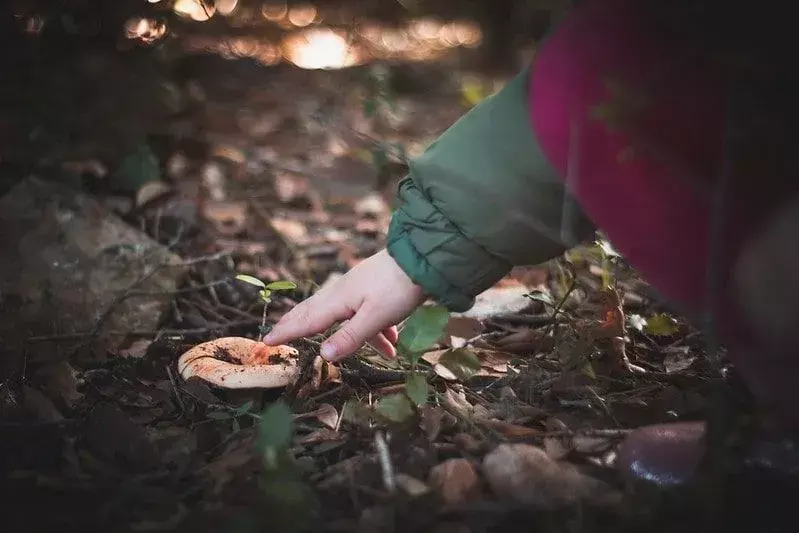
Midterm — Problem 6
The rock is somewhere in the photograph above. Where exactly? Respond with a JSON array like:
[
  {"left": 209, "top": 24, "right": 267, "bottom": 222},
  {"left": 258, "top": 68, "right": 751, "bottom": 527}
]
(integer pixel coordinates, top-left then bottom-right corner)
[
  {"left": 0, "top": 177, "right": 185, "bottom": 362},
  {"left": 428, "top": 458, "right": 481, "bottom": 505},
  {"left": 482, "top": 443, "right": 621, "bottom": 509}
]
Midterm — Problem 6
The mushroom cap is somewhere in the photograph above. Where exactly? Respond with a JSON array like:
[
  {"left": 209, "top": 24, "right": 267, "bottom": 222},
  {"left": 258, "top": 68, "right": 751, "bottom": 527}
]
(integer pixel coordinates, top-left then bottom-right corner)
[{"left": 177, "top": 337, "right": 300, "bottom": 389}]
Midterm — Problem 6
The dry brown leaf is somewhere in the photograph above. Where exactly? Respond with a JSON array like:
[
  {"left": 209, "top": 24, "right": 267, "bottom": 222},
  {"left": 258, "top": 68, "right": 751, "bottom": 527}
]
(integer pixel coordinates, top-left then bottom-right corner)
[
  {"left": 202, "top": 201, "right": 247, "bottom": 236},
  {"left": 135, "top": 180, "right": 171, "bottom": 208},
  {"left": 428, "top": 458, "right": 481, "bottom": 505},
  {"left": 396, "top": 473, "right": 431, "bottom": 497},
  {"left": 422, "top": 348, "right": 511, "bottom": 378},
  {"left": 482, "top": 444, "right": 621, "bottom": 509},
  {"left": 492, "top": 329, "right": 549, "bottom": 355},
  {"left": 458, "top": 285, "right": 534, "bottom": 320},
  {"left": 442, "top": 388, "right": 473, "bottom": 419},
  {"left": 298, "top": 428, "right": 343, "bottom": 445},
  {"left": 443, "top": 316, "right": 485, "bottom": 348},
  {"left": 312, "top": 356, "right": 341, "bottom": 389},
  {"left": 274, "top": 171, "right": 310, "bottom": 203},
  {"left": 270, "top": 217, "right": 310, "bottom": 246},
  {"left": 118, "top": 338, "right": 153, "bottom": 359},
  {"left": 572, "top": 436, "right": 613, "bottom": 455},
  {"left": 419, "top": 405, "right": 446, "bottom": 441},
  {"left": 475, "top": 417, "right": 540, "bottom": 438}
]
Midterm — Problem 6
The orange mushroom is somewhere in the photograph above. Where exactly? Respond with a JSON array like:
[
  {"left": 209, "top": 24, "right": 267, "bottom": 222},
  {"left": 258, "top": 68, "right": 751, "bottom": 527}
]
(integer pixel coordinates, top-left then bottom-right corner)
[{"left": 177, "top": 337, "right": 300, "bottom": 389}]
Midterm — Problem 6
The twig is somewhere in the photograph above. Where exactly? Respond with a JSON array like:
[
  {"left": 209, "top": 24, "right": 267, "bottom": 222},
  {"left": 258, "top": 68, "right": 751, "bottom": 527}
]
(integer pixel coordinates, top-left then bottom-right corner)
[
  {"left": 125, "top": 278, "right": 231, "bottom": 297},
  {"left": 27, "top": 319, "right": 260, "bottom": 342},
  {"left": 373, "top": 431, "right": 396, "bottom": 494},
  {"left": 166, "top": 365, "right": 186, "bottom": 414}
]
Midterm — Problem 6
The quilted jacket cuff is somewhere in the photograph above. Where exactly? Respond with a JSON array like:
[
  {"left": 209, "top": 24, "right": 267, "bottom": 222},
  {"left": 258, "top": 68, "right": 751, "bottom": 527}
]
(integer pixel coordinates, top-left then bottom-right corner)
[{"left": 386, "top": 179, "right": 511, "bottom": 312}]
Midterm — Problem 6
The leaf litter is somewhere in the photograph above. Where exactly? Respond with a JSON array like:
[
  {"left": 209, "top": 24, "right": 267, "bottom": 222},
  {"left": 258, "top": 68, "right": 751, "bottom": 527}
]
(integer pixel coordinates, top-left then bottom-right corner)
[{"left": 0, "top": 12, "right": 747, "bottom": 533}]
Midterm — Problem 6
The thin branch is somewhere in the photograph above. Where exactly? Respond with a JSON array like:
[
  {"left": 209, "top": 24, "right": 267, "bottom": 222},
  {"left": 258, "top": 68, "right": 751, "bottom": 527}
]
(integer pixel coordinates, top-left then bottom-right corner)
[
  {"left": 374, "top": 431, "right": 396, "bottom": 494},
  {"left": 27, "top": 319, "right": 260, "bottom": 342}
]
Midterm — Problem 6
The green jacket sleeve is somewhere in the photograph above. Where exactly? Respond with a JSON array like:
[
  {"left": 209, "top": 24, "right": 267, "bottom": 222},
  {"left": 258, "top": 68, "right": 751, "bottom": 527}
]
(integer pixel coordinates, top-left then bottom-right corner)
[{"left": 386, "top": 68, "right": 595, "bottom": 312}]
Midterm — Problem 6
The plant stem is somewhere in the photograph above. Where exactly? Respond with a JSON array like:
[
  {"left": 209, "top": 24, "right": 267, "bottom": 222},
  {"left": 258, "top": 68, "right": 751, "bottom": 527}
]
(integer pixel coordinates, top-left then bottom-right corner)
[{"left": 261, "top": 299, "right": 269, "bottom": 341}]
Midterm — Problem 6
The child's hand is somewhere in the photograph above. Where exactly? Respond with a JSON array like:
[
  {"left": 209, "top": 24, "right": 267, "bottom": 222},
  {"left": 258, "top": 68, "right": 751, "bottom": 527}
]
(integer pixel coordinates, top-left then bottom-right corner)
[{"left": 263, "top": 249, "right": 427, "bottom": 362}]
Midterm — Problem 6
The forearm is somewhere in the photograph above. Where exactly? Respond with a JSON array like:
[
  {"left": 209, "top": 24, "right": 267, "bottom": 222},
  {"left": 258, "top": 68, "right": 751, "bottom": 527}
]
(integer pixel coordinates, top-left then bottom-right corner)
[{"left": 387, "top": 68, "right": 595, "bottom": 311}]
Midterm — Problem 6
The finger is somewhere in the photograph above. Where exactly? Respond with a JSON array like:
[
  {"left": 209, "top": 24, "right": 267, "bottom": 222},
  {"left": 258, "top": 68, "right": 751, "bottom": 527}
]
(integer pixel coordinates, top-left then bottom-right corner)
[
  {"left": 321, "top": 305, "right": 387, "bottom": 361},
  {"left": 367, "top": 333, "right": 397, "bottom": 360},
  {"left": 264, "top": 296, "right": 354, "bottom": 346},
  {"left": 382, "top": 325, "right": 399, "bottom": 345}
]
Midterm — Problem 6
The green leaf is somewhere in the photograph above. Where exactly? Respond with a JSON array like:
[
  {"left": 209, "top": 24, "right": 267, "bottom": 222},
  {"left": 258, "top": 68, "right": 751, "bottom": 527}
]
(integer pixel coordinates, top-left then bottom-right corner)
[
  {"left": 526, "top": 290, "right": 554, "bottom": 306},
  {"left": 259, "top": 289, "right": 272, "bottom": 301},
  {"left": 580, "top": 360, "right": 597, "bottom": 380},
  {"left": 257, "top": 402, "right": 294, "bottom": 453},
  {"left": 405, "top": 372, "right": 429, "bottom": 407},
  {"left": 398, "top": 305, "right": 450, "bottom": 359},
  {"left": 233, "top": 400, "right": 254, "bottom": 417},
  {"left": 363, "top": 98, "right": 376, "bottom": 118},
  {"left": 375, "top": 393, "right": 414, "bottom": 423},
  {"left": 438, "top": 348, "right": 482, "bottom": 381},
  {"left": 113, "top": 143, "right": 160, "bottom": 193},
  {"left": 644, "top": 313, "right": 680, "bottom": 337},
  {"left": 207, "top": 411, "right": 233, "bottom": 420},
  {"left": 236, "top": 274, "right": 266, "bottom": 289},
  {"left": 265, "top": 280, "right": 298, "bottom": 291}
]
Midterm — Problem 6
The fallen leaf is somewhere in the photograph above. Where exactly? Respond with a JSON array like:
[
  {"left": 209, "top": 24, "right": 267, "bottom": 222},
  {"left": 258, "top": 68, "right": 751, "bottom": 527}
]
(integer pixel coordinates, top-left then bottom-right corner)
[
  {"left": 442, "top": 388, "right": 473, "bottom": 419},
  {"left": 354, "top": 192, "right": 389, "bottom": 218},
  {"left": 438, "top": 349, "right": 482, "bottom": 381},
  {"left": 312, "top": 356, "right": 341, "bottom": 389},
  {"left": 482, "top": 444, "right": 621, "bottom": 509},
  {"left": 663, "top": 346, "right": 696, "bottom": 374},
  {"left": 22, "top": 385, "right": 64, "bottom": 423},
  {"left": 211, "top": 144, "right": 247, "bottom": 165},
  {"left": 423, "top": 348, "right": 512, "bottom": 379},
  {"left": 443, "top": 316, "right": 485, "bottom": 348},
  {"left": 201, "top": 161, "right": 228, "bottom": 201},
  {"left": 298, "top": 428, "right": 343, "bottom": 445},
  {"left": 117, "top": 338, "right": 153, "bottom": 359},
  {"left": 492, "top": 329, "right": 550, "bottom": 355},
  {"left": 572, "top": 436, "right": 612, "bottom": 455},
  {"left": 32, "top": 361, "right": 83, "bottom": 410},
  {"left": 396, "top": 473, "right": 431, "bottom": 497},
  {"left": 419, "top": 405, "right": 455, "bottom": 441},
  {"left": 135, "top": 180, "right": 172, "bottom": 208},
  {"left": 270, "top": 217, "right": 310, "bottom": 246},
  {"left": 457, "top": 285, "right": 534, "bottom": 320},
  {"left": 475, "top": 417, "right": 540, "bottom": 438},
  {"left": 310, "top": 403, "right": 339, "bottom": 429},
  {"left": 428, "top": 458, "right": 481, "bottom": 504},
  {"left": 202, "top": 201, "right": 247, "bottom": 236},
  {"left": 274, "top": 171, "right": 310, "bottom": 203}
]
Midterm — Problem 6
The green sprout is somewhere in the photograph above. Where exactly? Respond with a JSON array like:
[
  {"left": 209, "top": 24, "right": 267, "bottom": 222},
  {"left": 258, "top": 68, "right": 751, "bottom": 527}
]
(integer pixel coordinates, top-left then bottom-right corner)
[{"left": 235, "top": 274, "right": 297, "bottom": 340}]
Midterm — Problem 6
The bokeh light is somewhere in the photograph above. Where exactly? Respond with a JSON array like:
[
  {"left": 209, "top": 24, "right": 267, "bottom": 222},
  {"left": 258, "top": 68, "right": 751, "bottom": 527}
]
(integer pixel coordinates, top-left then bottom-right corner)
[{"left": 174, "top": 0, "right": 215, "bottom": 22}]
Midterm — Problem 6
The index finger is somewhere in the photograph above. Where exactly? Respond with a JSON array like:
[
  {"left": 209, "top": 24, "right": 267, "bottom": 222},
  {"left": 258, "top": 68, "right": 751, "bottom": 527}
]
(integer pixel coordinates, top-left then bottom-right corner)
[{"left": 263, "top": 293, "right": 355, "bottom": 346}]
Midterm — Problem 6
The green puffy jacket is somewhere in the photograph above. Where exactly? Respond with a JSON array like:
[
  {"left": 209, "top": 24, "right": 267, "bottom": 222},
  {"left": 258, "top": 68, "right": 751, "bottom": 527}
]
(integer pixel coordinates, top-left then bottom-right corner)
[{"left": 386, "top": 69, "right": 596, "bottom": 312}]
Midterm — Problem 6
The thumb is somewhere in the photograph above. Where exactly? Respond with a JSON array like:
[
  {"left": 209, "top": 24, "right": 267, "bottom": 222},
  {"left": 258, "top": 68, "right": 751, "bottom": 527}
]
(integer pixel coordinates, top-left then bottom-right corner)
[{"left": 321, "top": 306, "right": 386, "bottom": 362}]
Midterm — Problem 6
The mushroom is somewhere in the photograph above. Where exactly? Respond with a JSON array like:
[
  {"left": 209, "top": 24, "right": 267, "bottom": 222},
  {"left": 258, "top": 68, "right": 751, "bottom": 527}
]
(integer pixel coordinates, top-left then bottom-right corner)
[{"left": 177, "top": 337, "right": 300, "bottom": 389}]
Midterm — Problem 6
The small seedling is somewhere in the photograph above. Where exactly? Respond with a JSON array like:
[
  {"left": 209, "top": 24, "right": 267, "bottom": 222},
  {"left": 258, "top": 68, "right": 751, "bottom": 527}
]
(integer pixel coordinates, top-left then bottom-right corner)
[
  {"left": 235, "top": 274, "right": 297, "bottom": 340},
  {"left": 206, "top": 399, "right": 255, "bottom": 434}
]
